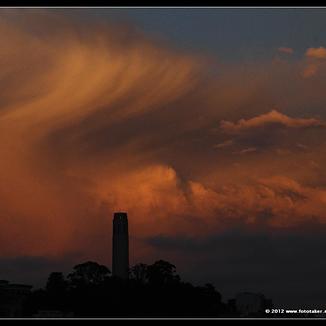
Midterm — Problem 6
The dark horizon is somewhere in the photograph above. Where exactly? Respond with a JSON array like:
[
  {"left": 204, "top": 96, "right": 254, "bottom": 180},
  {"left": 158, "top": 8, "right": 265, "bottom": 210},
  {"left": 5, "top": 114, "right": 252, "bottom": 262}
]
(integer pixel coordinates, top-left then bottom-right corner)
[
  {"left": 3, "top": 218, "right": 326, "bottom": 310},
  {"left": 0, "top": 210, "right": 274, "bottom": 318}
]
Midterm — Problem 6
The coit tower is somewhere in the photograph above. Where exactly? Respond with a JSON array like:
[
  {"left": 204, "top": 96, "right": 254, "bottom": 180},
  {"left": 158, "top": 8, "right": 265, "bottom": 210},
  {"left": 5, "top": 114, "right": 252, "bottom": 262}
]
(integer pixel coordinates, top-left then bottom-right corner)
[{"left": 112, "top": 212, "right": 129, "bottom": 279}]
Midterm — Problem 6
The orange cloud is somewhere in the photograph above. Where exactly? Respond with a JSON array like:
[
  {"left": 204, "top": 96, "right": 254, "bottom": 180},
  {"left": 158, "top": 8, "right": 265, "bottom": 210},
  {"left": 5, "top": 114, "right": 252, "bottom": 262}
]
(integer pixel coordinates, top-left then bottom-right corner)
[
  {"left": 302, "top": 63, "right": 318, "bottom": 78},
  {"left": 301, "top": 47, "right": 326, "bottom": 78},
  {"left": 188, "top": 175, "right": 326, "bottom": 229},
  {"left": 0, "top": 11, "right": 203, "bottom": 258},
  {"left": 0, "top": 10, "right": 326, "bottom": 265},
  {"left": 305, "top": 47, "right": 326, "bottom": 59},
  {"left": 220, "top": 110, "right": 324, "bottom": 134}
]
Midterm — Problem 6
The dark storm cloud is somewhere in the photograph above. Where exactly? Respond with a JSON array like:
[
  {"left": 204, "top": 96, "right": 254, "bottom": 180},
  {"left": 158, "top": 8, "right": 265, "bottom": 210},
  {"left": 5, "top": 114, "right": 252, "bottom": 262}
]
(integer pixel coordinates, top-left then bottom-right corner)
[
  {"left": 146, "top": 225, "right": 326, "bottom": 308},
  {"left": 0, "top": 255, "right": 81, "bottom": 288}
]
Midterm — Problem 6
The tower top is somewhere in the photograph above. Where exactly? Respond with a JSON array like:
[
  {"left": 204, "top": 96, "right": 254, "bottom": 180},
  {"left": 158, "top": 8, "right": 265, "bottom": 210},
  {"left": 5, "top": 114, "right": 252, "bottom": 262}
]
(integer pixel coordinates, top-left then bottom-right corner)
[{"left": 113, "top": 212, "right": 128, "bottom": 220}]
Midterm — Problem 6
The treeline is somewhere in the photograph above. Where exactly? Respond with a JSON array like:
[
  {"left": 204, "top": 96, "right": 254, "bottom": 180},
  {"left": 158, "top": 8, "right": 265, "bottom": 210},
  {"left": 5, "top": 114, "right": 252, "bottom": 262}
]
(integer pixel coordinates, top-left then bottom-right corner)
[{"left": 22, "top": 260, "right": 236, "bottom": 317}]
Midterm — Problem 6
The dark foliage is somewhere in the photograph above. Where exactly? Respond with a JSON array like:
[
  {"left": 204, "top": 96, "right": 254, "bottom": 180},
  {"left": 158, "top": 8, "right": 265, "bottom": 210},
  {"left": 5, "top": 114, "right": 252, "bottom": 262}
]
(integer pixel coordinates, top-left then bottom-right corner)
[{"left": 22, "top": 259, "right": 234, "bottom": 317}]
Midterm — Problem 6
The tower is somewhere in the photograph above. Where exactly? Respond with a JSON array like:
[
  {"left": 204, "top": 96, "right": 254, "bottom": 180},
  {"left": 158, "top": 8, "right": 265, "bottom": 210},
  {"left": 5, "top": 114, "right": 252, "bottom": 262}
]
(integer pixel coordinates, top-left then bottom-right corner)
[{"left": 112, "top": 212, "right": 129, "bottom": 279}]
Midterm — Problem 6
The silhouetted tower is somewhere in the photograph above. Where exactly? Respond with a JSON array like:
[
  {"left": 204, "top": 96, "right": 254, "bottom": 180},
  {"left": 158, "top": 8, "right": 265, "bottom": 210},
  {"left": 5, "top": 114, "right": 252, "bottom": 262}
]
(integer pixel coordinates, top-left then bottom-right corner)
[{"left": 112, "top": 212, "right": 129, "bottom": 279}]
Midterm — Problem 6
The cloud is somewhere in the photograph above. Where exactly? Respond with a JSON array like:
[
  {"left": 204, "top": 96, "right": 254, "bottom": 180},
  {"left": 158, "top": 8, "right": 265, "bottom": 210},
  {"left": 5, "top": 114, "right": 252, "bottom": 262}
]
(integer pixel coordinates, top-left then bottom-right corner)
[
  {"left": 0, "top": 11, "right": 205, "bottom": 257},
  {"left": 235, "top": 147, "right": 257, "bottom": 155},
  {"left": 305, "top": 47, "right": 326, "bottom": 59},
  {"left": 145, "top": 227, "right": 326, "bottom": 308},
  {"left": 220, "top": 110, "right": 324, "bottom": 134},
  {"left": 186, "top": 175, "right": 326, "bottom": 230},
  {"left": 302, "top": 63, "right": 318, "bottom": 78},
  {"left": 301, "top": 47, "right": 326, "bottom": 78},
  {"left": 0, "top": 9, "right": 326, "bottom": 288},
  {"left": 213, "top": 140, "right": 234, "bottom": 149},
  {"left": 278, "top": 47, "right": 294, "bottom": 54}
]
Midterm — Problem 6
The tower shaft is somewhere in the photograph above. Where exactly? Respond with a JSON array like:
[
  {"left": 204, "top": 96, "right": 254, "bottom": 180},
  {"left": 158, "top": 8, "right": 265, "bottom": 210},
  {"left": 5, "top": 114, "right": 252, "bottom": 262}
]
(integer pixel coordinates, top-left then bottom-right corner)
[{"left": 112, "top": 212, "right": 129, "bottom": 279}]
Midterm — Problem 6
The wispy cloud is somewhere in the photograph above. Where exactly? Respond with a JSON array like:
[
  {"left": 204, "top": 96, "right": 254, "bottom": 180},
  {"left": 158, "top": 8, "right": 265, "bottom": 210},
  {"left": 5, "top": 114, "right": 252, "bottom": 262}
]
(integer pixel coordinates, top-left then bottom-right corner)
[
  {"left": 213, "top": 140, "right": 234, "bottom": 149},
  {"left": 278, "top": 47, "right": 294, "bottom": 54},
  {"left": 236, "top": 147, "right": 257, "bottom": 155},
  {"left": 220, "top": 110, "right": 324, "bottom": 134},
  {"left": 0, "top": 10, "right": 326, "bottom": 264}
]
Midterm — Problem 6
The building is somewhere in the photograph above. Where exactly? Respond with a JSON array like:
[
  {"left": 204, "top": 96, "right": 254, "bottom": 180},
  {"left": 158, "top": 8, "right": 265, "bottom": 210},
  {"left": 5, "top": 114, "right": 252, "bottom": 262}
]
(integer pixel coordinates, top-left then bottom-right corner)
[
  {"left": 232, "top": 292, "right": 273, "bottom": 317},
  {"left": 32, "top": 310, "right": 74, "bottom": 318},
  {"left": 0, "top": 280, "right": 33, "bottom": 317},
  {"left": 112, "top": 212, "right": 129, "bottom": 279}
]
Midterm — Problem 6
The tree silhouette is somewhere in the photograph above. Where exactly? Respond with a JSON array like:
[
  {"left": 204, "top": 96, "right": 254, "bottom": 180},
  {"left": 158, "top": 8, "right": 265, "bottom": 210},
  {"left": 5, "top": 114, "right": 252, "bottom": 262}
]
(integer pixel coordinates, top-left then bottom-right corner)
[
  {"left": 67, "top": 261, "right": 111, "bottom": 287},
  {"left": 44, "top": 272, "right": 68, "bottom": 311},
  {"left": 19, "top": 259, "right": 268, "bottom": 318},
  {"left": 46, "top": 272, "right": 67, "bottom": 294},
  {"left": 146, "top": 260, "right": 180, "bottom": 285},
  {"left": 130, "top": 263, "right": 148, "bottom": 283}
]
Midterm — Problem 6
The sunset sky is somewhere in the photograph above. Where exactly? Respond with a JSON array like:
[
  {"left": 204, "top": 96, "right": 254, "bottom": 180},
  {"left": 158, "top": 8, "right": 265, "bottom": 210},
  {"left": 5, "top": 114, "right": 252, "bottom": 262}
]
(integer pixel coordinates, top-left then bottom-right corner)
[{"left": 1, "top": 8, "right": 326, "bottom": 308}]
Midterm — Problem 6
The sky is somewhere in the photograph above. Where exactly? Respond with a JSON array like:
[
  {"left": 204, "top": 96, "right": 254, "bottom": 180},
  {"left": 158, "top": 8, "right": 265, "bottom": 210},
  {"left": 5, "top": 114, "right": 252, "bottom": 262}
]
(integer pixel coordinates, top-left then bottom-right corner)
[{"left": 1, "top": 8, "right": 326, "bottom": 308}]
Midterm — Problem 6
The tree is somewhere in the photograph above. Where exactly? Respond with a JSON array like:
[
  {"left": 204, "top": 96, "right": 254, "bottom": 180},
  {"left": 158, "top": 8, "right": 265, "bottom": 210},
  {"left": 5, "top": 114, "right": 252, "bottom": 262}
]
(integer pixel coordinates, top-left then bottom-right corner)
[
  {"left": 46, "top": 272, "right": 67, "bottom": 294},
  {"left": 130, "top": 263, "right": 148, "bottom": 283},
  {"left": 67, "top": 261, "right": 111, "bottom": 287},
  {"left": 146, "top": 260, "right": 180, "bottom": 285},
  {"left": 202, "top": 283, "right": 222, "bottom": 302}
]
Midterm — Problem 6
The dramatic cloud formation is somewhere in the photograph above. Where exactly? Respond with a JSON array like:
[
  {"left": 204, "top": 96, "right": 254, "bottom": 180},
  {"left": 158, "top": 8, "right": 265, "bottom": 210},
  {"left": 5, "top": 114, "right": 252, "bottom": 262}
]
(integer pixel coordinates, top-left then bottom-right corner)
[
  {"left": 0, "top": 10, "right": 326, "bottom": 300},
  {"left": 0, "top": 10, "right": 203, "bottom": 259}
]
